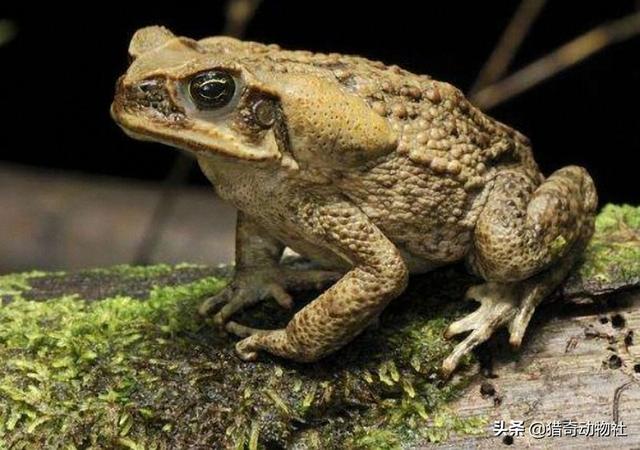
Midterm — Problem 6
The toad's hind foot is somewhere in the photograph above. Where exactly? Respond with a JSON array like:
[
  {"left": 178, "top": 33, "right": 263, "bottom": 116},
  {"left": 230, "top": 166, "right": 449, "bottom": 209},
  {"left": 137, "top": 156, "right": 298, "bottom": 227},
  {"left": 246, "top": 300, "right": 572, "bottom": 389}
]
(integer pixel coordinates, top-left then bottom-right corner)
[
  {"left": 442, "top": 282, "right": 521, "bottom": 378},
  {"left": 442, "top": 264, "right": 576, "bottom": 377},
  {"left": 442, "top": 242, "right": 588, "bottom": 378}
]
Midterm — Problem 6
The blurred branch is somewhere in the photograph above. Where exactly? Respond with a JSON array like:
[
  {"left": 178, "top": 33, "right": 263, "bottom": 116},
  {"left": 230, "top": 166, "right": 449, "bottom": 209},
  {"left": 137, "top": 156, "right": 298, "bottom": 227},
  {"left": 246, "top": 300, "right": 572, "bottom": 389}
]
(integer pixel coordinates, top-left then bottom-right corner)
[
  {"left": 0, "top": 19, "right": 17, "bottom": 47},
  {"left": 471, "top": 11, "right": 640, "bottom": 110},
  {"left": 223, "top": 0, "right": 263, "bottom": 37},
  {"left": 134, "top": 0, "right": 262, "bottom": 264},
  {"left": 469, "top": 0, "right": 547, "bottom": 95},
  {"left": 133, "top": 153, "right": 194, "bottom": 264}
]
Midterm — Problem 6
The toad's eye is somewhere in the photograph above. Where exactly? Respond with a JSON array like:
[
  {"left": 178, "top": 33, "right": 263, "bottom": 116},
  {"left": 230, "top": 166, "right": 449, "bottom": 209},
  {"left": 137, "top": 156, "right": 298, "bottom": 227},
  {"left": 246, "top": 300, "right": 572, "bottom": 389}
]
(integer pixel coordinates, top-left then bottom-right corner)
[{"left": 189, "top": 70, "right": 236, "bottom": 109}]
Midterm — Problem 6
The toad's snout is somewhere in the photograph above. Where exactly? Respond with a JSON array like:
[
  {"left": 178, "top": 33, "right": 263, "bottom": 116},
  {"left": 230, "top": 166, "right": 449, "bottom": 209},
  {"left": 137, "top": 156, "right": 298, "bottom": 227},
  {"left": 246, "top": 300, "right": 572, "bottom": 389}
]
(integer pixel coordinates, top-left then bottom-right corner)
[
  {"left": 110, "top": 75, "right": 187, "bottom": 145},
  {"left": 112, "top": 76, "right": 184, "bottom": 121}
]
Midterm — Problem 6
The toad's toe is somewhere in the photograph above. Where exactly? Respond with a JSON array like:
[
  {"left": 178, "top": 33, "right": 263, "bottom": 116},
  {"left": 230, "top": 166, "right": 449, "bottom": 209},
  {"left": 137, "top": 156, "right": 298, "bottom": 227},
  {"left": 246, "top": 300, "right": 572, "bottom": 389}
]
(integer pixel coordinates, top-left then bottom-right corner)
[{"left": 442, "top": 282, "right": 522, "bottom": 377}]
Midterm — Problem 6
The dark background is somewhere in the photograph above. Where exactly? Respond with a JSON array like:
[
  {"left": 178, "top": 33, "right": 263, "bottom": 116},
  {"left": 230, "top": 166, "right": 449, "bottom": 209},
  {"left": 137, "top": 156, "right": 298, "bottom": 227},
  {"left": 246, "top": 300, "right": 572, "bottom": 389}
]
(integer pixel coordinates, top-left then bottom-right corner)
[{"left": 0, "top": 1, "right": 638, "bottom": 203}]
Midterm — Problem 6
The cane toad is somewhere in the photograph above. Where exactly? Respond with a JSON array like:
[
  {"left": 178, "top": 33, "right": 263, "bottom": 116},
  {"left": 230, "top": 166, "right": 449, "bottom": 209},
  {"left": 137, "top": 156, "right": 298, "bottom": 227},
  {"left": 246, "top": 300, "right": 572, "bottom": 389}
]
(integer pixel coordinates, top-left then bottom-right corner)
[{"left": 111, "top": 26, "right": 597, "bottom": 376}]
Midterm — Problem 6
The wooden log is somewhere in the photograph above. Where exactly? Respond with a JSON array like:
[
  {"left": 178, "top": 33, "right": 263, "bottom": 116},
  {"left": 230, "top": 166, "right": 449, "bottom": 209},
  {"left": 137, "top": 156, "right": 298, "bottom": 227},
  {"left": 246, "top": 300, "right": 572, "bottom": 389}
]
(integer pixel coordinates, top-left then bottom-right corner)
[
  {"left": 436, "top": 289, "right": 640, "bottom": 449},
  {"left": 0, "top": 205, "right": 638, "bottom": 449}
]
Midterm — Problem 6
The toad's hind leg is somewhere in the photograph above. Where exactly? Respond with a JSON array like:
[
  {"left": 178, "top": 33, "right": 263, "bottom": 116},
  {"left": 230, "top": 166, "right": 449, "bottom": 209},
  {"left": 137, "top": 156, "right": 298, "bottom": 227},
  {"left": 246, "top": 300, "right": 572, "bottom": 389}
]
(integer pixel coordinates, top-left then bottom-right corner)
[{"left": 443, "top": 166, "right": 597, "bottom": 377}]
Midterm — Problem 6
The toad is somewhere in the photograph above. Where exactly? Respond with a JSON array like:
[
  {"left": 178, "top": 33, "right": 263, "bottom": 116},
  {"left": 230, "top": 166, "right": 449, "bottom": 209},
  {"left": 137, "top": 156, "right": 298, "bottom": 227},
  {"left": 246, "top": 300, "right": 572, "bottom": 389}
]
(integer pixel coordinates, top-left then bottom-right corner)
[{"left": 111, "top": 26, "right": 597, "bottom": 376}]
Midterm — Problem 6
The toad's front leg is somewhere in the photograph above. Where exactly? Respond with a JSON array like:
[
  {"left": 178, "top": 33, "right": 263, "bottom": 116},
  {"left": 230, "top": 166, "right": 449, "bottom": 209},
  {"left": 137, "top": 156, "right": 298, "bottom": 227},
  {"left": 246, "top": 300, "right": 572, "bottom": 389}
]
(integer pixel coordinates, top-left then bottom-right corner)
[
  {"left": 199, "top": 211, "right": 340, "bottom": 324},
  {"left": 233, "top": 197, "right": 409, "bottom": 362}
]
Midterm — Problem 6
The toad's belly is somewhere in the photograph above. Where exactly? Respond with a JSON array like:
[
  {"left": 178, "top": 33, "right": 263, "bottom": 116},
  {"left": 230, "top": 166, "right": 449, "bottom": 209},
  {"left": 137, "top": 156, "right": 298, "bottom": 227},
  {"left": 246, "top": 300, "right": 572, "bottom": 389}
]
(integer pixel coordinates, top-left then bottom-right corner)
[
  {"left": 265, "top": 218, "right": 467, "bottom": 275},
  {"left": 340, "top": 192, "right": 476, "bottom": 267},
  {"left": 337, "top": 170, "right": 483, "bottom": 266},
  {"left": 372, "top": 216, "right": 473, "bottom": 266},
  {"left": 283, "top": 236, "right": 448, "bottom": 274}
]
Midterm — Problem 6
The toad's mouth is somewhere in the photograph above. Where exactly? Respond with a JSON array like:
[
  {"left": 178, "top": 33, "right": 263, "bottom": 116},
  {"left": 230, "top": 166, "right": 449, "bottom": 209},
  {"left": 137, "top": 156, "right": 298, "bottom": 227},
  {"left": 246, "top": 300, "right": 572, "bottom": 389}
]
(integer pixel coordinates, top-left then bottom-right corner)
[{"left": 110, "top": 101, "right": 282, "bottom": 163}]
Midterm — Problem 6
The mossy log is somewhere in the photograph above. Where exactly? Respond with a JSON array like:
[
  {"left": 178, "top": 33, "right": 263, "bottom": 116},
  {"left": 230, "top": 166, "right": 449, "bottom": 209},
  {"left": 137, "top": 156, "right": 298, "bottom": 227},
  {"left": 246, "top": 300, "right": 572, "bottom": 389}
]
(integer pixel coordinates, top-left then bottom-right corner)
[{"left": 1, "top": 204, "right": 639, "bottom": 449}]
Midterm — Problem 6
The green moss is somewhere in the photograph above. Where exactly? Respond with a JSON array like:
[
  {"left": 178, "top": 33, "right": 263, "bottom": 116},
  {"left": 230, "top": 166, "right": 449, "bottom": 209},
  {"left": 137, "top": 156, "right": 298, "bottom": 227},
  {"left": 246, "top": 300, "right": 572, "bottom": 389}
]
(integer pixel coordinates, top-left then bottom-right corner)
[
  {"left": 349, "top": 428, "right": 402, "bottom": 450},
  {"left": 594, "top": 204, "right": 640, "bottom": 233},
  {"left": 575, "top": 204, "right": 640, "bottom": 290},
  {"left": 0, "top": 264, "right": 484, "bottom": 448},
  {"left": 0, "top": 271, "right": 48, "bottom": 298},
  {"left": 0, "top": 268, "right": 225, "bottom": 448}
]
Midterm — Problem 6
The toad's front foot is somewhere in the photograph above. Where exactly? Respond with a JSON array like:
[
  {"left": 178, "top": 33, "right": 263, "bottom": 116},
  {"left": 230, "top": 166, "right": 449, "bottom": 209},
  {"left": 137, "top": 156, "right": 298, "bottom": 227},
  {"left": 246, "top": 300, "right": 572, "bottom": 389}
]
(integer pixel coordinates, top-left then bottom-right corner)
[
  {"left": 198, "top": 267, "right": 340, "bottom": 327},
  {"left": 441, "top": 282, "right": 540, "bottom": 378}
]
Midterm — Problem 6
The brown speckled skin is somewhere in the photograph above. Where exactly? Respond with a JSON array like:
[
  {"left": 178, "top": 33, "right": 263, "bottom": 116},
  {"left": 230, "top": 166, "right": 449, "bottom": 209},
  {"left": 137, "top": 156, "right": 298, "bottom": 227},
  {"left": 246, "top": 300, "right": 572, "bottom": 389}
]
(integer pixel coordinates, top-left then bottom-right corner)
[{"left": 111, "top": 27, "right": 597, "bottom": 376}]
